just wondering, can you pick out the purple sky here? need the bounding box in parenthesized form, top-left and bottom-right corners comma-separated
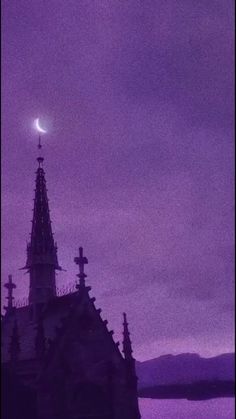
(2, 1, 234, 361)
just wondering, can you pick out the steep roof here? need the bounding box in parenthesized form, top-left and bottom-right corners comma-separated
(2, 288, 123, 365)
(1, 293, 76, 363)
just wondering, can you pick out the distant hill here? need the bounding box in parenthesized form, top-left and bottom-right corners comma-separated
(136, 353, 235, 399)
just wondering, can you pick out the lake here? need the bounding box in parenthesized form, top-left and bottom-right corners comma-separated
(139, 397, 235, 419)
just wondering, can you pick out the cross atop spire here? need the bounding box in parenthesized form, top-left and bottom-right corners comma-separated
(36, 131, 44, 168)
(38, 134, 42, 150)
(37, 132, 44, 164)
(74, 247, 88, 288)
(4, 275, 16, 313)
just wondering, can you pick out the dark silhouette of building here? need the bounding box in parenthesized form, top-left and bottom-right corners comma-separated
(1, 148, 141, 419)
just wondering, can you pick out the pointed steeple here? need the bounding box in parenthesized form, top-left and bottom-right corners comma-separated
(23, 145, 61, 308)
(4, 275, 16, 314)
(9, 319, 21, 362)
(26, 157, 60, 270)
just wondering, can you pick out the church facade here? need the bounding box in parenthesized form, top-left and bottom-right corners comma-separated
(1, 152, 141, 419)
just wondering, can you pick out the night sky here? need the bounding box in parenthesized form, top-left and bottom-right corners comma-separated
(2, 1, 234, 361)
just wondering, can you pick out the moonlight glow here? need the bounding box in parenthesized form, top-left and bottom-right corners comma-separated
(34, 118, 47, 134)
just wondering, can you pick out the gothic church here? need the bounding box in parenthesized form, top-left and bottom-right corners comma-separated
(1, 149, 141, 419)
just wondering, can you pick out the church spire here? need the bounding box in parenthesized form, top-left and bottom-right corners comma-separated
(23, 139, 61, 308)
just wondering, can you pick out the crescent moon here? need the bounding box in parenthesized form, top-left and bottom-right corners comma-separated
(34, 118, 47, 134)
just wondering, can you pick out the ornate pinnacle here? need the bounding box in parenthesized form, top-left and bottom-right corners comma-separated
(122, 312, 133, 360)
(74, 247, 88, 288)
(4, 275, 16, 313)
(122, 313, 140, 419)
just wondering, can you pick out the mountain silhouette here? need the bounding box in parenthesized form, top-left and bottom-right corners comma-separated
(136, 353, 235, 388)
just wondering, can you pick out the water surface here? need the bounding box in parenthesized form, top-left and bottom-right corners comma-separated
(139, 397, 234, 419)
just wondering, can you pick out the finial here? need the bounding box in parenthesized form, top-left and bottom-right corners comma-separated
(74, 247, 88, 288)
(37, 133, 44, 167)
(4, 275, 16, 313)
(33, 118, 47, 160)
(38, 134, 42, 150)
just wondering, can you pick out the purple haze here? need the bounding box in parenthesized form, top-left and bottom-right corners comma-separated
(2, 1, 234, 361)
